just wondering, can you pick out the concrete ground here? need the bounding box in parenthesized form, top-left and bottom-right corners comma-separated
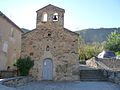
(15, 81, 120, 90)
(0, 81, 120, 90)
(0, 84, 16, 90)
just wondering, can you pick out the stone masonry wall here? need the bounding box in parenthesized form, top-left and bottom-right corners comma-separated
(21, 27, 79, 81)
(21, 5, 79, 81)
(97, 58, 120, 71)
(86, 57, 120, 84)
(86, 57, 120, 71)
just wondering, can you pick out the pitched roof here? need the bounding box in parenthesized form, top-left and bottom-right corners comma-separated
(0, 11, 23, 33)
(22, 28, 79, 36)
(21, 28, 30, 33)
(22, 29, 35, 36)
(64, 28, 79, 36)
(36, 4, 65, 13)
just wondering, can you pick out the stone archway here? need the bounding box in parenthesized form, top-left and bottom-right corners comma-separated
(42, 58, 53, 80)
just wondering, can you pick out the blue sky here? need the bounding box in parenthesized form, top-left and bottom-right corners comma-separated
(0, 0, 120, 31)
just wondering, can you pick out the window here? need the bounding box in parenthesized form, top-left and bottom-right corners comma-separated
(53, 13, 58, 21)
(46, 45, 49, 51)
(2, 41, 8, 53)
(48, 33, 51, 37)
(42, 12, 47, 22)
(30, 52, 34, 56)
(10, 28, 14, 37)
(48, 31, 52, 37)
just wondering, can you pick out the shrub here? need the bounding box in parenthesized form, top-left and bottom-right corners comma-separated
(78, 42, 103, 61)
(14, 56, 34, 76)
(104, 31, 120, 53)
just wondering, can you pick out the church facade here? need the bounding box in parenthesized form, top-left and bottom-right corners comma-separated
(21, 4, 79, 81)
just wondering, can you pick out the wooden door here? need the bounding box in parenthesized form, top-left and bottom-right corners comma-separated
(43, 58, 53, 80)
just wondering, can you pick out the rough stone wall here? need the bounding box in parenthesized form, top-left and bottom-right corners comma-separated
(97, 58, 120, 71)
(0, 70, 17, 78)
(21, 27, 79, 81)
(86, 57, 120, 71)
(2, 76, 34, 87)
(86, 57, 120, 84)
(107, 71, 120, 84)
(36, 4, 65, 28)
(21, 4, 79, 81)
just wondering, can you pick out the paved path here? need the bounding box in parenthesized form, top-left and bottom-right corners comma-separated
(0, 81, 120, 90)
(0, 84, 16, 90)
(15, 81, 120, 90)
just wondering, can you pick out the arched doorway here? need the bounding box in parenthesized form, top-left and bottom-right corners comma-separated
(43, 58, 53, 80)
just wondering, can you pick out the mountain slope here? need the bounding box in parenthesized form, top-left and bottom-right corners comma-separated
(76, 28, 120, 43)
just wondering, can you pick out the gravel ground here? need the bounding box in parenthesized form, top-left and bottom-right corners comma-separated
(0, 81, 120, 90)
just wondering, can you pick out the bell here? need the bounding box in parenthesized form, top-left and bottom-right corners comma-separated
(53, 15, 57, 20)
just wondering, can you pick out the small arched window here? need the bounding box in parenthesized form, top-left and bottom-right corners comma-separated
(42, 12, 47, 22)
(53, 13, 58, 21)
(46, 45, 50, 51)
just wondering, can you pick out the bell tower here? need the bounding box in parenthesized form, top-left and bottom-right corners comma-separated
(36, 4, 65, 28)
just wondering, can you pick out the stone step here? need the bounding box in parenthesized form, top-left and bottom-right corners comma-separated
(80, 69, 107, 81)
(80, 78, 107, 81)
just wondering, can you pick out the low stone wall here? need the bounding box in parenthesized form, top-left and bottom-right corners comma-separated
(86, 57, 120, 84)
(97, 58, 120, 71)
(0, 70, 18, 78)
(86, 57, 120, 71)
(1, 76, 34, 87)
(103, 70, 120, 84)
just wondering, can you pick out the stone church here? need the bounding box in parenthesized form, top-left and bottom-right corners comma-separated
(21, 4, 79, 81)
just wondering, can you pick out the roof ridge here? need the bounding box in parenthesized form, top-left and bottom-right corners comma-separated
(64, 28, 79, 36)
(36, 4, 65, 12)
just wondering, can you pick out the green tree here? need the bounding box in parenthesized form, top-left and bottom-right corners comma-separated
(14, 56, 34, 76)
(104, 31, 120, 54)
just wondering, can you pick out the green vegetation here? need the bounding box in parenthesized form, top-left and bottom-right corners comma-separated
(104, 31, 120, 55)
(14, 56, 34, 76)
(77, 28, 120, 63)
(78, 36, 103, 63)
